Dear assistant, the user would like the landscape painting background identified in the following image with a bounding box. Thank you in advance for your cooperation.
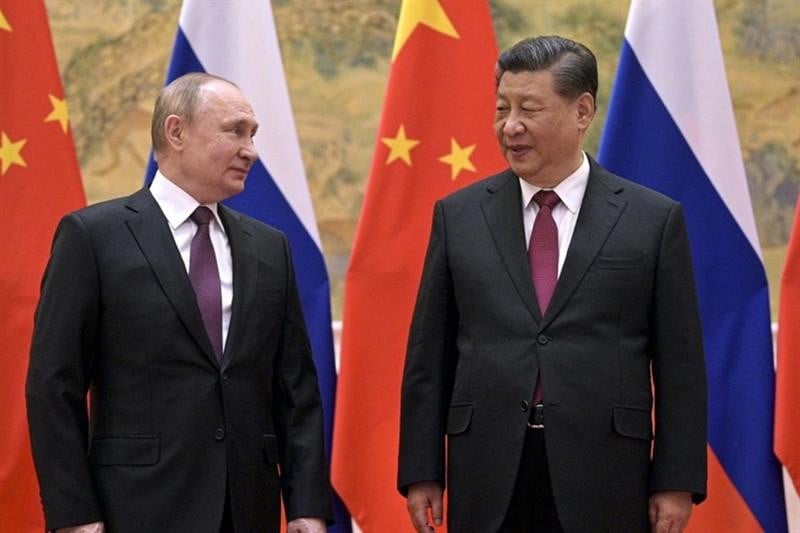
[45,0,800,318]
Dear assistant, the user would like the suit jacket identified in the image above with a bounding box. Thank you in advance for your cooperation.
[27,188,331,532]
[398,158,707,532]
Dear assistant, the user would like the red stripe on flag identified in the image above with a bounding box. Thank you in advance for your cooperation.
[687,446,762,533]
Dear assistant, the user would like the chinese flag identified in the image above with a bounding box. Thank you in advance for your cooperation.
[331,1,506,530]
[776,197,800,496]
[0,1,85,530]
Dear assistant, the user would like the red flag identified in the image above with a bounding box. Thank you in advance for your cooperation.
[0,1,85,530]
[776,196,800,496]
[331,0,506,529]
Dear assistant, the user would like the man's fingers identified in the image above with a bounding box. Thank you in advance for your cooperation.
[409,499,432,532]
[406,482,443,531]
[430,493,443,526]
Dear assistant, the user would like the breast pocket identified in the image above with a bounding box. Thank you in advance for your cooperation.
[593,253,644,270]
[584,253,647,291]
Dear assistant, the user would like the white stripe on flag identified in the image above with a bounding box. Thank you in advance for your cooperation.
[179,0,321,246]
[625,0,761,257]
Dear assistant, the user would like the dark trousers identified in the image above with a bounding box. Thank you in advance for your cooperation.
[220,485,234,533]
[498,428,564,532]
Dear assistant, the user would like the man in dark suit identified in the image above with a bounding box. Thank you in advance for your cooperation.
[26,73,331,533]
[399,36,707,532]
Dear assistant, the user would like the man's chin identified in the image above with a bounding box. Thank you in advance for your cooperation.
[221,180,247,200]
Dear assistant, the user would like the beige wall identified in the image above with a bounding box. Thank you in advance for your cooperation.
[46,0,800,320]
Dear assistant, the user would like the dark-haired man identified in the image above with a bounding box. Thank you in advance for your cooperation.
[27,73,331,533]
[398,36,707,532]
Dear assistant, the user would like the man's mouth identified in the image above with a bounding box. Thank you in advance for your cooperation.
[507,144,531,157]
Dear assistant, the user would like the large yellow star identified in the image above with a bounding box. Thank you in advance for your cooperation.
[381,124,420,166]
[45,94,70,133]
[392,0,459,61]
[0,9,11,32]
[0,132,27,175]
[438,138,476,180]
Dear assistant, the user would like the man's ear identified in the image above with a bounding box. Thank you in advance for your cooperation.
[575,92,596,130]
[164,114,185,151]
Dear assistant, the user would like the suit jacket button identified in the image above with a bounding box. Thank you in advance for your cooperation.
[214,427,225,441]
[520,400,530,412]
[221,373,229,381]
[537,334,549,345]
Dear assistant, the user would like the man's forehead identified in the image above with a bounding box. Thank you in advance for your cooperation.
[496,70,554,96]
[199,83,255,115]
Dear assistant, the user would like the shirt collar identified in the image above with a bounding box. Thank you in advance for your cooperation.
[150,170,224,231]
[519,151,590,214]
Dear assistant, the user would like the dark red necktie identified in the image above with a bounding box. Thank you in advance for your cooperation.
[530,190,560,404]
[189,206,223,361]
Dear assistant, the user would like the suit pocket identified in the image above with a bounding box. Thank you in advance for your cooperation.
[612,406,653,441]
[263,434,280,464]
[89,436,159,466]
[594,254,644,270]
[446,404,473,435]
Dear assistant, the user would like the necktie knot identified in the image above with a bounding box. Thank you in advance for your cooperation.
[191,206,214,226]
[533,190,560,211]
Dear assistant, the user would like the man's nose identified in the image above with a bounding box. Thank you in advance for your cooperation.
[503,115,524,135]
[240,139,257,162]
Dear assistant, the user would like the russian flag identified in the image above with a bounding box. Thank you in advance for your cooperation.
[145,1,350,529]
[598,1,787,531]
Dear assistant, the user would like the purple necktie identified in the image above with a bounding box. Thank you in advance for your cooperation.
[530,190,560,404]
[189,206,223,361]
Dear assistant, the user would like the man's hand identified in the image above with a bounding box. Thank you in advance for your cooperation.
[55,522,104,533]
[649,491,693,533]
[406,481,444,532]
[287,517,326,533]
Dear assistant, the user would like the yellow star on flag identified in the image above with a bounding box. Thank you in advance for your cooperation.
[392,0,459,61]
[439,138,477,180]
[0,9,11,32]
[0,132,28,175]
[381,124,420,166]
[45,94,70,133]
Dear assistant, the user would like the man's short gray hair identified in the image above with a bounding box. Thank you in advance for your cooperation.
[150,72,238,156]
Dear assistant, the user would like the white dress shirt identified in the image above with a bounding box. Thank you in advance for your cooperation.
[520,152,590,277]
[149,170,233,351]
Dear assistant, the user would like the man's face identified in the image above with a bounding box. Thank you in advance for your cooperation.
[494,69,590,187]
[179,81,258,204]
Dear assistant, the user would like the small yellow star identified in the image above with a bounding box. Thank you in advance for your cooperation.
[45,94,70,133]
[392,0,459,61]
[381,124,420,166]
[0,132,28,175]
[439,138,477,180]
[0,9,11,32]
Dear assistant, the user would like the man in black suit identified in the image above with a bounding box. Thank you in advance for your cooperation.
[399,36,706,532]
[27,73,331,533]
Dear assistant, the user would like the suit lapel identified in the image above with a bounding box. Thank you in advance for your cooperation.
[218,205,256,369]
[124,188,219,367]
[540,162,626,330]
[480,170,542,323]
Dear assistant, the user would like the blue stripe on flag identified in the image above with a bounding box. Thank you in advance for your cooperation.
[598,41,787,532]
[146,26,351,531]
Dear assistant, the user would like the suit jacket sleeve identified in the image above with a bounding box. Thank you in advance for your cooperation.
[271,234,333,521]
[397,201,459,495]
[26,213,104,529]
[650,203,708,502]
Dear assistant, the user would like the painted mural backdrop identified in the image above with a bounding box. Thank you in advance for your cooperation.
[45,0,799,318]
